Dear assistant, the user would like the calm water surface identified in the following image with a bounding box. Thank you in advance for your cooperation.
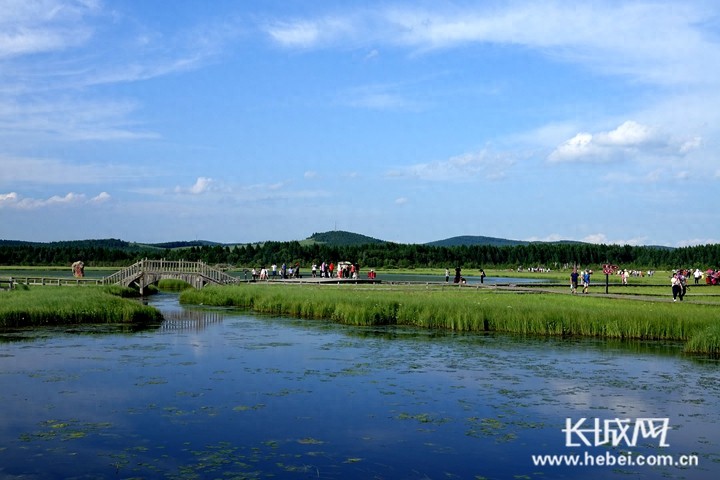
[0,293,718,479]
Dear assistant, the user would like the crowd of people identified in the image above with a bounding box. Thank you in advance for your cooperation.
[249,261,362,281]
[568,265,719,301]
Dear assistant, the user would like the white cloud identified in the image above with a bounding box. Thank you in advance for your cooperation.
[600,121,656,147]
[0,192,18,203]
[548,132,601,163]
[263,3,720,86]
[175,177,214,195]
[0,0,99,58]
[0,190,109,209]
[92,191,111,203]
[390,149,516,181]
[581,233,648,246]
[264,16,354,48]
[395,197,408,205]
[548,121,697,164]
[525,233,564,243]
[0,1,241,143]
[679,136,702,153]
[676,238,720,247]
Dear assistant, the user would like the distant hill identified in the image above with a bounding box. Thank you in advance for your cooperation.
[0,238,149,250]
[147,240,221,249]
[426,236,594,247]
[304,231,386,246]
[426,235,529,247]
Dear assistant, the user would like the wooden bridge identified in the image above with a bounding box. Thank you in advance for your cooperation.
[101,259,239,294]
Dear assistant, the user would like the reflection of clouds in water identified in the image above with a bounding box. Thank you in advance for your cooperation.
[2,299,719,478]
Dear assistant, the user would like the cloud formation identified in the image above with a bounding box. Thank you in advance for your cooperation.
[174,177,215,195]
[262,3,720,86]
[547,121,699,163]
[0,191,110,209]
[389,149,516,181]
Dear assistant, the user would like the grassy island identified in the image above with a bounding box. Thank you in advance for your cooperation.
[180,283,720,355]
[0,286,163,328]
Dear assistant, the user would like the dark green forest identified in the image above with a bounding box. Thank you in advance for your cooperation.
[0,238,718,270]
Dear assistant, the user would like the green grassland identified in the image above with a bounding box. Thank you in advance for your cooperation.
[0,286,163,328]
[179,282,720,355]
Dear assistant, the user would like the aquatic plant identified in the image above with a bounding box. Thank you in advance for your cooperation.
[180,284,720,354]
[0,286,163,327]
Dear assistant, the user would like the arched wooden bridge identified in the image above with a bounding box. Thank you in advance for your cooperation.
[102,259,239,294]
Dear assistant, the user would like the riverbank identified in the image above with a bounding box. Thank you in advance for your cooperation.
[179,283,720,355]
[0,286,163,328]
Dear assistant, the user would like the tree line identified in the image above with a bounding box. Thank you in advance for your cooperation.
[0,240,718,270]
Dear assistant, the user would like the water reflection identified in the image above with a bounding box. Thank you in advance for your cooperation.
[160,308,225,332]
[0,295,717,480]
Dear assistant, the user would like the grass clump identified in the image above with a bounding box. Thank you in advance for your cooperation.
[180,284,720,354]
[0,286,163,327]
[685,323,720,356]
[157,279,193,291]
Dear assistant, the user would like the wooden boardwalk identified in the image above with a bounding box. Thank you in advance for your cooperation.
[261,276,381,285]
[102,259,240,294]
[1,276,103,289]
[1,261,382,291]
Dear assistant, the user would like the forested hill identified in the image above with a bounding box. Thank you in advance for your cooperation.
[426,236,528,247]
[1,235,718,269]
[305,231,386,246]
[426,236,590,247]
[0,238,143,249]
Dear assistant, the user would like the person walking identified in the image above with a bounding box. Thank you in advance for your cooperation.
[570,269,579,294]
[671,272,683,302]
[679,271,688,300]
[582,270,591,294]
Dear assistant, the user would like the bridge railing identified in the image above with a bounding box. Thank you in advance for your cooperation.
[102,259,240,286]
[102,259,144,286]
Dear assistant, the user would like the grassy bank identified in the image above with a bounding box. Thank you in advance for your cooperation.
[180,283,720,355]
[0,286,163,328]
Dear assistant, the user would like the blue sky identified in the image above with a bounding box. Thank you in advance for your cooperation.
[1,0,719,246]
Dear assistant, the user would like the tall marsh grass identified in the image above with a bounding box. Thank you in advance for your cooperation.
[180,284,720,354]
[0,286,163,327]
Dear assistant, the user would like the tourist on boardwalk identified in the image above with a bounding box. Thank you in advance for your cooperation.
[454,267,462,284]
[445,268,449,283]
[479,269,486,284]
[582,270,591,294]
[679,271,688,299]
[329,262,335,278]
[570,269,579,294]
[671,272,683,301]
[694,268,703,284]
[271,263,277,278]
[312,264,317,277]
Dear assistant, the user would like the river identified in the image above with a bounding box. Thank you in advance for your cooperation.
[0,293,717,479]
